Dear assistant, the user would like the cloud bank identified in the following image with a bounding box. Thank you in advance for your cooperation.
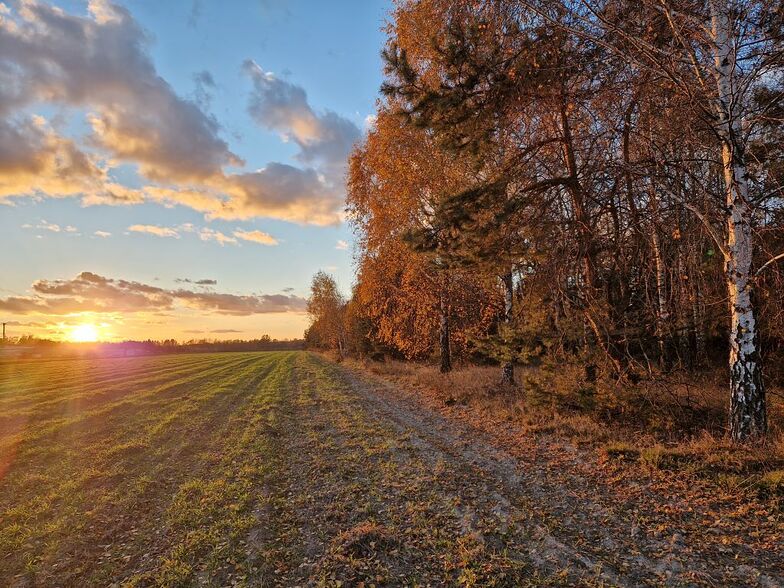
[0,0,353,225]
[0,271,307,316]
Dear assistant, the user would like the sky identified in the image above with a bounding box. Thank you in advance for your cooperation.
[0,0,390,342]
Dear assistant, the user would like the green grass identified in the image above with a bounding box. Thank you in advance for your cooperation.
[0,352,297,586]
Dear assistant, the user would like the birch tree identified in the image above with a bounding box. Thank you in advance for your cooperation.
[307,271,347,360]
[564,0,782,438]
[709,0,765,439]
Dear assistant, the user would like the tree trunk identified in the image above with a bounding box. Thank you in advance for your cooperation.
[646,128,671,370]
[560,101,598,295]
[725,176,765,440]
[500,270,515,385]
[673,186,692,369]
[560,99,621,376]
[651,221,670,369]
[439,285,452,374]
[724,170,765,440]
[690,259,707,366]
[675,249,692,369]
[711,1,766,440]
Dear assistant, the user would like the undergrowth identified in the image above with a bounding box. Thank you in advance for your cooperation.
[350,355,784,505]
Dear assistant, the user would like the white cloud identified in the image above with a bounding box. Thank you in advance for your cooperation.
[0,117,105,201]
[23,220,80,233]
[233,229,279,246]
[94,230,111,238]
[87,0,124,24]
[0,1,239,182]
[335,239,348,250]
[128,224,180,238]
[124,222,275,247]
[37,220,61,233]
[198,227,237,246]
[243,60,361,173]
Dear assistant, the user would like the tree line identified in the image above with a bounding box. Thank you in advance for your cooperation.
[306,0,783,442]
[1,335,303,358]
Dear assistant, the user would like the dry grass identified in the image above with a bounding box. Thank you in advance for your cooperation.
[329,522,398,558]
[759,470,784,497]
[351,356,784,502]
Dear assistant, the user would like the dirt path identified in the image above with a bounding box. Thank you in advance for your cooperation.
[259,354,783,587]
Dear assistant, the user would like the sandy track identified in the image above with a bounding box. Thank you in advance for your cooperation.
[271,355,782,587]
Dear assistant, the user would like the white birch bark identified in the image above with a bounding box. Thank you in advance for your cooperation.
[651,221,669,367]
[710,0,766,440]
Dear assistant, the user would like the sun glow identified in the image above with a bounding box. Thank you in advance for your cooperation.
[69,323,100,343]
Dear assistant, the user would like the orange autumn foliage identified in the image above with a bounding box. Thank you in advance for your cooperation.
[347,108,499,360]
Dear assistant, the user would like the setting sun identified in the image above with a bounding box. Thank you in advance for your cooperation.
[69,323,99,343]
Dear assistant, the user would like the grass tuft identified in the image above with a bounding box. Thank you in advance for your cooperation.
[757,470,784,498]
[330,522,398,558]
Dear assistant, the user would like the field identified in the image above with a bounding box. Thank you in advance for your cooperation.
[2,352,297,586]
[1,352,782,587]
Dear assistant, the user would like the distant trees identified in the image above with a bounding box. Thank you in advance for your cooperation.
[0,336,302,359]
[307,0,783,442]
[306,271,348,360]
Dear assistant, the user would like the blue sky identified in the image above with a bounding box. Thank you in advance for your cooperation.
[0,0,390,340]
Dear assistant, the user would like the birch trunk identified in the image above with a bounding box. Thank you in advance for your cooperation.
[711,0,766,440]
[724,165,765,440]
[500,270,515,385]
[651,222,670,368]
[646,130,670,369]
